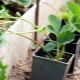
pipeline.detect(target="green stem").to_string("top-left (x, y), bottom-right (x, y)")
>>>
top-left (60, 45), bottom-right (65, 58)
top-left (0, 27), bottom-right (42, 47)
top-left (0, 27), bottom-right (53, 59)
top-left (41, 2), bottom-right (60, 14)
top-left (5, 17), bottom-right (38, 29)
top-left (0, 21), bottom-right (16, 25)
top-left (20, 18), bottom-right (38, 29)
top-left (56, 45), bottom-right (65, 60)
top-left (5, 26), bottom-right (45, 34)
top-left (56, 45), bottom-right (60, 58)
top-left (7, 17), bottom-right (18, 19)
top-left (46, 52), bottom-right (54, 59)
top-left (11, 32), bottom-right (53, 59)
top-left (0, 17), bottom-right (54, 59)
top-left (44, 33), bottom-right (52, 40)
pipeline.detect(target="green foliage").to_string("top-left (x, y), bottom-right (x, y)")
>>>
top-left (0, 1), bottom-right (77, 61)
top-left (59, 12), bottom-right (69, 20)
top-left (68, 14), bottom-right (80, 32)
top-left (0, 6), bottom-right (12, 46)
top-left (60, 1), bottom-right (80, 19)
top-left (17, 0), bottom-right (32, 7)
top-left (57, 31), bottom-right (74, 44)
top-left (0, 58), bottom-right (7, 80)
top-left (67, 1), bottom-right (80, 15)
top-left (47, 25), bottom-right (56, 36)
top-left (68, 15), bottom-right (78, 24)
top-left (0, 5), bottom-right (12, 19)
top-left (48, 15), bottom-right (61, 34)
top-left (3, 0), bottom-right (32, 7)
top-left (60, 1), bottom-right (80, 33)
top-left (44, 41), bottom-right (57, 51)
top-left (43, 14), bottom-right (75, 60)
top-left (67, 2), bottom-right (80, 32)
top-left (44, 1), bottom-right (80, 60)
top-left (60, 25), bottom-right (70, 33)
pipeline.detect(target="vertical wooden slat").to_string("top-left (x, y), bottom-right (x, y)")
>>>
top-left (34, 0), bottom-right (40, 41)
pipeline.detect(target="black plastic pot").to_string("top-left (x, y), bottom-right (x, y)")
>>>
top-left (43, 33), bottom-right (80, 73)
top-left (31, 48), bottom-right (74, 80)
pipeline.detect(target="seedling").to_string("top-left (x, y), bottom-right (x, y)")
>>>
top-left (60, 2), bottom-right (80, 32)
top-left (43, 14), bottom-right (75, 60)
top-left (0, 2), bottom-right (76, 60)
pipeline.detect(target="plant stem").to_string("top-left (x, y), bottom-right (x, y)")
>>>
top-left (44, 33), bottom-right (52, 40)
top-left (0, 27), bottom-right (42, 47)
top-left (0, 21), bottom-right (16, 24)
top-left (7, 17), bottom-right (18, 19)
top-left (41, 2), bottom-right (60, 14)
top-left (60, 45), bottom-right (65, 58)
top-left (56, 45), bottom-right (60, 58)
top-left (5, 17), bottom-right (38, 29)
top-left (10, 31), bottom-right (53, 59)
top-left (0, 27), bottom-right (53, 59)
top-left (56, 45), bottom-right (65, 60)
top-left (5, 26), bottom-right (45, 34)
top-left (20, 18), bottom-right (38, 29)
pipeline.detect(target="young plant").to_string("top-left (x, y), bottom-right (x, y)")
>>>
top-left (0, 2), bottom-right (76, 61)
top-left (0, 1), bottom-right (76, 80)
top-left (59, 1), bottom-right (80, 32)
top-left (43, 14), bottom-right (75, 60)
top-left (42, 1), bottom-right (80, 33)
top-left (0, 10), bottom-right (75, 61)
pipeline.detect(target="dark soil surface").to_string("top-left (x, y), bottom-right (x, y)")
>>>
top-left (8, 50), bottom-right (80, 80)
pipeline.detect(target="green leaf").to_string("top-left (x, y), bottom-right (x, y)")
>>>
top-left (17, 0), bottom-right (32, 7)
top-left (67, 2), bottom-right (80, 15)
top-left (59, 12), bottom-right (69, 20)
top-left (60, 25), bottom-right (71, 33)
top-left (74, 23), bottom-right (80, 32)
top-left (43, 41), bottom-right (57, 51)
top-left (69, 15), bottom-right (80, 24)
top-left (48, 15), bottom-right (61, 33)
top-left (68, 15), bottom-right (80, 32)
top-left (57, 31), bottom-right (74, 44)
top-left (37, 26), bottom-right (46, 33)
top-left (47, 25), bottom-right (57, 36)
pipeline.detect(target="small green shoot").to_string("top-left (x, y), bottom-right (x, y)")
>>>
top-left (43, 15), bottom-right (75, 60)
top-left (0, 58), bottom-right (7, 80)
